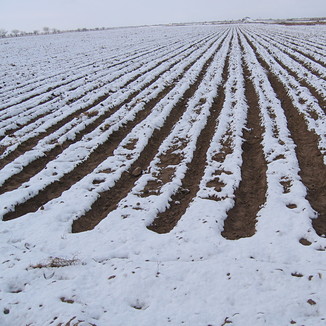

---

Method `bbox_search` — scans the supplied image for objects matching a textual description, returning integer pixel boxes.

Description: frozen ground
[0,23,326,326]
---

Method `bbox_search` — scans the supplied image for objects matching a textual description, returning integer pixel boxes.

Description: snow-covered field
[0,23,325,325]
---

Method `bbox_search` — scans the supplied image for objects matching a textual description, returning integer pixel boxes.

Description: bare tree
[0,29,7,38]
[12,29,20,37]
[33,30,39,35]
[43,26,50,34]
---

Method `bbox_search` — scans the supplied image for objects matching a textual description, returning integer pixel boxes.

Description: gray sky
[1,0,326,32]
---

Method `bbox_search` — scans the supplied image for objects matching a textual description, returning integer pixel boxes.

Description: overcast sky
[1,0,326,32]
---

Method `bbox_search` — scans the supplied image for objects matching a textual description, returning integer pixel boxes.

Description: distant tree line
[0,26,109,38]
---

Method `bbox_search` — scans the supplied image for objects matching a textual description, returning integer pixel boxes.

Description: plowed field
[1,24,326,326]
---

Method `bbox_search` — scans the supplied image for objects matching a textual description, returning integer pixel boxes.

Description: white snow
[0,24,326,326]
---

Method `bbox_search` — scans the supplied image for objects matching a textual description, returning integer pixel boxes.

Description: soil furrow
[0,90,112,169]
[70,36,228,233]
[273,35,326,68]
[248,32,326,112]
[253,30,326,79]
[1,33,215,109]
[277,32,326,54]
[146,53,231,234]
[0,36,222,193]
[0,79,81,112]
[0,100,64,142]
[221,62,267,240]
[244,34,326,237]
[3,36,225,222]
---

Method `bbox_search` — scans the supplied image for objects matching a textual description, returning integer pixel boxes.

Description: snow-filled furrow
[0,31,227,193]
[193,30,266,240]
[0,41,156,105]
[242,31,326,156]
[0,27,220,99]
[274,37,326,68]
[0,29,230,222]
[264,24,326,50]
[240,30,326,238]
[149,34,243,234]
[263,29,326,61]
[197,34,245,204]
[0,31,219,142]
[226,30,319,241]
[2,26,326,326]
[0,44,164,116]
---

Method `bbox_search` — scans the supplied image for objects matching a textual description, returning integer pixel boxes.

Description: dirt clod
[299,238,312,246]
[130,167,142,177]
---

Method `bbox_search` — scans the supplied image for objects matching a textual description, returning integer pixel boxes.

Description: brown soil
[221,58,267,240]
[244,34,326,237]
[285,45,326,75]
[139,142,187,197]
[0,53,176,167]
[1,75,177,220]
